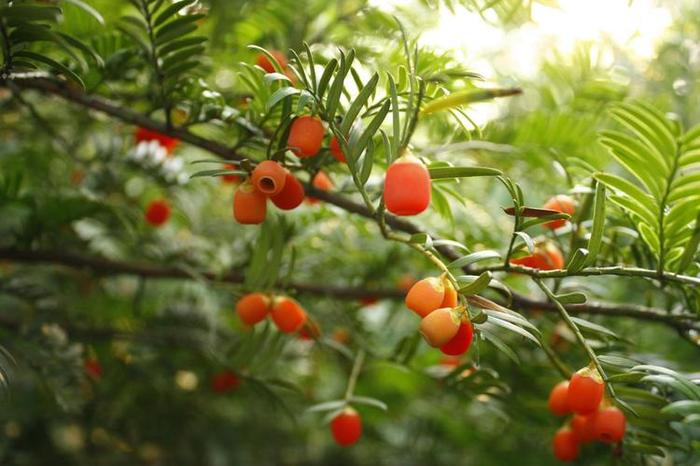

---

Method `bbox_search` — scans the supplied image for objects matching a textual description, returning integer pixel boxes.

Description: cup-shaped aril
[271,297,307,333]
[440,322,473,356]
[593,406,626,443]
[235,292,270,326]
[419,307,460,347]
[548,381,571,416]
[330,408,362,447]
[405,277,445,318]
[384,154,431,216]
[251,160,287,196]
[233,182,267,225]
[543,194,575,229]
[552,428,579,462]
[270,172,305,210]
[567,369,605,415]
[288,116,324,157]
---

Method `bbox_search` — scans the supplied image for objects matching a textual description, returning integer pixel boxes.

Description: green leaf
[348,396,388,411]
[0,5,60,21]
[266,87,300,111]
[421,88,521,114]
[13,51,84,89]
[570,316,619,339]
[661,400,700,416]
[555,292,587,305]
[153,0,196,27]
[340,73,379,136]
[325,49,355,122]
[457,272,492,296]
[305,400,346,413]
[349,100,390,161]
[586,182,606,266]
[676,211,700,272]
[567,248,589,273]
[514,232,535,254]
[388,73,401,162]
[64,0,105,24]
[428,166,502,179]
[316,58,337,100]
[447,250,501,269]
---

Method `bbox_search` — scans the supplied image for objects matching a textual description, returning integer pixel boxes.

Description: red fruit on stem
[510,243,564,271]
[567,370,605,415]
[329,136,347,163]
[270,297,307,333]
[419,308,460,347]
[233,182,267,224]
[570,414,597,444]
[306,171,334,205]
[256,50,288,74]
[548,381,571,416]
[270,172,305,210]
[84,359,102,380]
[288,116,324,157]
[543,195,575,230]
[552,428,579,462]
[384,153,431,216]
[210,370,241,393]
[145,199,171,227]
[330,408,362,447]
[405,277,445,318]
[251,160,287,196]
[593,406,626,443]
[440,322,473,356]
[235,293,270,326]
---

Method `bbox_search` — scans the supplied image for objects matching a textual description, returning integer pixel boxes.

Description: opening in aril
[260,177,276,193]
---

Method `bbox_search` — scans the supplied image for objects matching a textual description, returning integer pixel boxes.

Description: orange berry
[384,153,431,216]
[592,406,626,443]
[441,278,459,308]
[548,381,571,416]
[330,408,362,447]
[440,322,473,356]
[329,136,346,163]
[419,307,460,347]
[543,243,565,269]
[84,358,102,380]
[270,297,307,333]
[543,195,575,229]
[145,199,171,227]
[570,413,596,444]
[552,427,579,462]
[233,182,267,224]
[510,243,564,271]
[256,50,287,74]
[235,292,270,326]
[306,171,333,204]
[251,160,287,196]
[288,116,324,157]
[567,370,605,415]
[210,370,241,393]
[270,172,305,210]
[221,163,240,184]
[405,277,445,318]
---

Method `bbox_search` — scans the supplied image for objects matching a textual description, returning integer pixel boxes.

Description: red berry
[384,153,431,216]
[543,195,575,230]
[145,199,171,227]
[330,408,362,447]
[134,127,179,154]
[548,381,571,416]
[256,50,288,74]
[552,427,579,462]
[235,293,270,326]
[306,171,333,205]
[84,359,102,380]
[210,370,241,393]
[288,116,324,157]
[270,297,307,333]
[233,182,267,224]
[567,370,605,415]
[440,322,473,356]
[510,243,564,271]
[251,160,287,196]
[570,413,596,444]
[329,136,346,163]
[221,163,240,184]
[593,406,626,443]
[270,172,305,210]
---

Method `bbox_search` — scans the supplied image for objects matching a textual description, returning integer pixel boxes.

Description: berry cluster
[405,276,473,355]
[236,292,308,334]
[548,367,626,461]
